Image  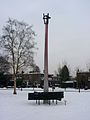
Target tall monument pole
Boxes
[43,13,51,92]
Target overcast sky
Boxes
[0,0,90,75]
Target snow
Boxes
[0,88,90,120]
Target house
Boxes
[76,71,90,89]
[0,73,54,88]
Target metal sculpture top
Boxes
[43,13,51,24]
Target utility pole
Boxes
[43,13,51,93]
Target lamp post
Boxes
[43,13,51,93]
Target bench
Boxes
[28,91,64,104]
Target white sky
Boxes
[0,0,90,75]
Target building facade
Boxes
[77,71,90,89]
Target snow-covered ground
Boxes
[0,88,90,120]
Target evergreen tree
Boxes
[0,56,10,73]
[60,65,70,83]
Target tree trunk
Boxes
[13,75,17,94]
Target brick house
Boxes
[1,73,54,87]
[77,71,90,89]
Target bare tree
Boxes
[54,64,61,76]
[0,18,36,94]
[33,64,40,73]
